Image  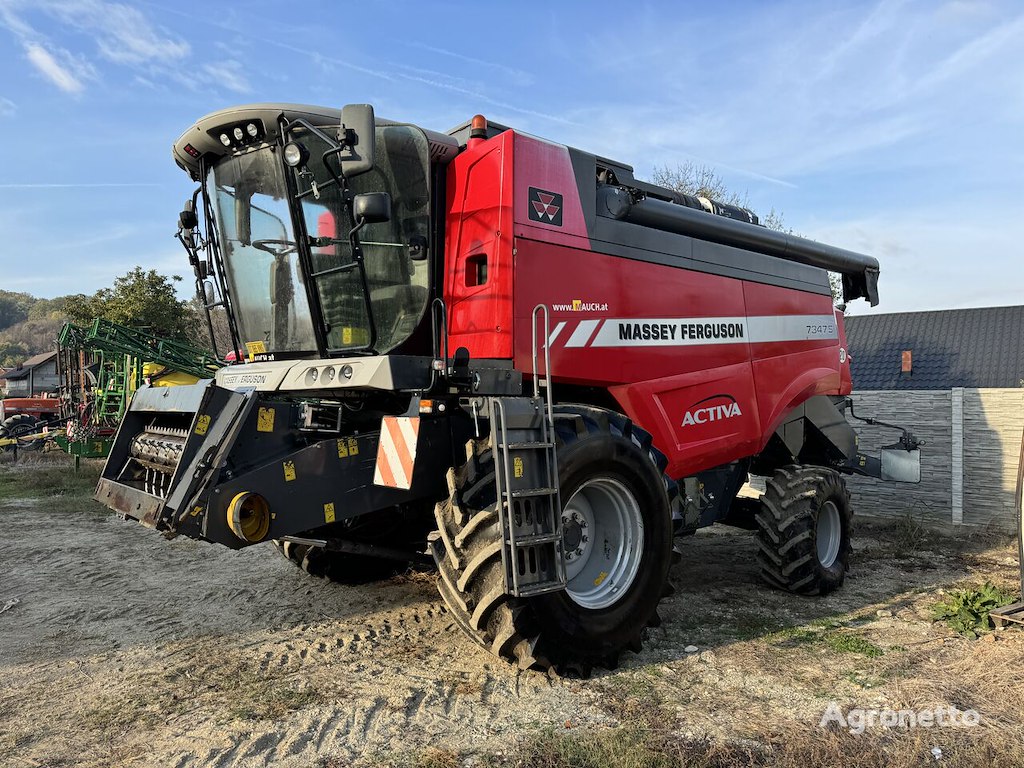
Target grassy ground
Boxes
[0,449,103,504]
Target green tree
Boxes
[648,163,843,302]
[0,290,33,332]
[27,296,68,322]
[0,340,30,369]
[63,267,202,340]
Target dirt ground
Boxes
[1,454,1021,767]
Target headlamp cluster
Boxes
[213,120,265,150]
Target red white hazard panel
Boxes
[374,416,420,489]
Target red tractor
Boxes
[0,396,60,451]
[96,104,920,673]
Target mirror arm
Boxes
[844,397,923,450]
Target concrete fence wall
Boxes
[845,388,1024,531]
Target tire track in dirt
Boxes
[0,498,608,767]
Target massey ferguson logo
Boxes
[682,394,742,427]
[528,187,563,226]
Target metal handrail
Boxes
[531,304,554,427]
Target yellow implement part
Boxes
[142,362,201,388]
[0,430,49,448]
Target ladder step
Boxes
[501,441,554,449]
[509,532,562,546]
[516,581,566,597]
[506,487,557,499]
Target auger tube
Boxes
[597,185,880,305]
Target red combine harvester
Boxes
[95,104,920,673]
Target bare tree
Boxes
[187,295,235,357]
[648,163,842,303]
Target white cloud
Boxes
[0,97,14,116]
[0,0,189,95]
[45,0,189,65]
[805,207,1024,314]
[562,3,1024,183]
[200,60,252,95]
[24,42,91,94]
[408,43,534,87]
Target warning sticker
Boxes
[256,407,275,432]
[245,340,267,361]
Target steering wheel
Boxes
[252,239,298,256]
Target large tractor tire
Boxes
[755,465,852,595]
[272,539,408,585]
[1,414,44,452]
[430,406,675,675]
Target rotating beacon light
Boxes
[468,114,487,149]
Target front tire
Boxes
[272,539,408,585]
[430,406,674,675]
[1,414,44,452]
[755,465,852,595]
[272,505,433,585]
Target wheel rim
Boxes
[560,477,644,609]
[816,500,842,568]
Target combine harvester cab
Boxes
[94,102,921,673]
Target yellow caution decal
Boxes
[245,340,266,361]
[256,407,275,432]
[195,415,211,435]
[324,502,336,523]
[283,461,296,481]
[337,436,360,458]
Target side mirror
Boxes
[353,192,391,224]
[203,279,216,306]
[880,446,921,483]
[179,202,198,231]
[339,103,376,177]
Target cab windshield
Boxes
[208,124,432,357]
[286,123,431,353]
[208,149,316,356]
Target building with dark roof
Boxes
[841,305,1023,532]
[845,305,1024,391]
[0,350,59,396]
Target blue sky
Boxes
[0,0,1020,315]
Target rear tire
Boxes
[755,465,852,595]
[429,406,674,675]
[1,414,44,452]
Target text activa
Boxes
[681,401,742,427]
